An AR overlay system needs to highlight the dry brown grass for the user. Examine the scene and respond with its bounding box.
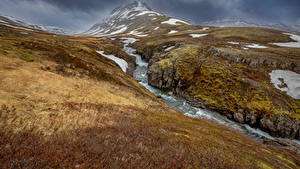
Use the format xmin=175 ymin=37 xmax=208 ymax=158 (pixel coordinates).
xmin=0 ymin=25 xmax=300 ymax=168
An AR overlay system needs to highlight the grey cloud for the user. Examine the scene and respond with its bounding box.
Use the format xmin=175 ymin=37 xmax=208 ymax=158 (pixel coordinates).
xmin=0 ymin=0 xmax=299 ymax=31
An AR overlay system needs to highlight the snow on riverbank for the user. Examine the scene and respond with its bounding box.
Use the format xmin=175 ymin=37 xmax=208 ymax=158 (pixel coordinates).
xmin=245 ymin=44 xmax=268 ymax=49
xmin=228 ymin=41 xmax=239 ymax=45
xmin=189 ymin=34 xmax=208 ymax=38
xmin=120 ymin=37 xmax=138 ymax=44
xmin=97 ymin=51 xmax=128 ymax=72
xmin=271 ymin=33 xmax=300 ymax=48
xmin=154 ymin=27 xmax=159 ymax=31
xmin=269 ymin=70 xmax=300 ymax=99
xmin=165 ymin=46 xmax=175 ymax=51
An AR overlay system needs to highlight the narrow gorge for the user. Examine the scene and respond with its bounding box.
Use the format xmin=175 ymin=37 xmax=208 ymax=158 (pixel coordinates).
xmin=136 ymin=42 xmax=300 ymax=141
xmin=120 ymin=37 xmax=300 ymax=147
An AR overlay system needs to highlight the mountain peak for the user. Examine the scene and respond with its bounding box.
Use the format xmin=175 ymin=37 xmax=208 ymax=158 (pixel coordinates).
xmin=110 ymin=1 xmax=151 ymax=17
xmin=102 ymin=1 xmax=152 ymax=24
xmin=82 ymin=0 xmax=166 ymax=36
xmin=125 ymin=1 xmax=151 ymax=11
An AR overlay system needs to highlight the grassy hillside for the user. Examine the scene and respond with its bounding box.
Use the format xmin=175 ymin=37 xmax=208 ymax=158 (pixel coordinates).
xmin=0 ymin=25 xmax=300 ymax=168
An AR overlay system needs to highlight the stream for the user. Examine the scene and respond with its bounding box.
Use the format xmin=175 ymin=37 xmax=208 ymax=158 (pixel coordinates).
xmin=120 ymin=37 xmax=300 ymax=144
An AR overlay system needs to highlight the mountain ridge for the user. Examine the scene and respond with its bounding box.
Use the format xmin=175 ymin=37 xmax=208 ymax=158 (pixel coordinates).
xmin=83 ymin=1 xmax=300 ymax=37
xmin=0 ymin=14 xmax=76 ymax=35
xmin=201 ymin=17 xmax=300 ymax=35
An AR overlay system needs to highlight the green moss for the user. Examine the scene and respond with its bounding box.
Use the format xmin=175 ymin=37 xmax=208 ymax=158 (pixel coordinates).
xmin=257 ymin=161 xmax=273 ymax=169
xmin=20 ymin=54 xmax=34 ymax=62
xmin=158 ymin=58 xmax=174 ymax=70
xmin=149 ymin=43 xmax=300 ymax=119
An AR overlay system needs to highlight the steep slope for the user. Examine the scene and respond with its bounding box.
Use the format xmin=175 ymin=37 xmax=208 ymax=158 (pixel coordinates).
xmin=81 ymin=1 xmax=190 ymax=37
xmin=0 ymin=15 xmax=75 ymax=35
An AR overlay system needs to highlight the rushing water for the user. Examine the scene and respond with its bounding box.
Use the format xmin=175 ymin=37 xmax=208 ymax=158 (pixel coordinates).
xmin=120 ymin=37 xmax=300 ymax=144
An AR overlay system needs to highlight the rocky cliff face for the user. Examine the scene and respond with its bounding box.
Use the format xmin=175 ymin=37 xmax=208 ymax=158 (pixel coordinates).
xmin=142 ymin=43 xmax=300 ymax=140
xmin=209 ymin=47 xmax=300 ymax=73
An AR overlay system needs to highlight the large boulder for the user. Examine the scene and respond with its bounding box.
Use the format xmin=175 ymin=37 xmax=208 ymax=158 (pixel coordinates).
xmin=260 ymin=115 xmax=300 ymax=139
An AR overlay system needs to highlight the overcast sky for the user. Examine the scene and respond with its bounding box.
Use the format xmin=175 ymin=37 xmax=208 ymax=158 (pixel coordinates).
xmin=0 ymin=0 xmax=299 ymax=31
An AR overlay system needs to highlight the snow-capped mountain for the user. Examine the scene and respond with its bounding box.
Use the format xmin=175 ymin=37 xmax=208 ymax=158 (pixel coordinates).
xmin=0 ymin=15 xmax=75 ymax=35
xmin=201 ymin=17 xmax=300 ymax=35
xmin=29 ymin=25 xmax=76 ymax=35
xmin=82 ymin=1 xmax=190 ymax=37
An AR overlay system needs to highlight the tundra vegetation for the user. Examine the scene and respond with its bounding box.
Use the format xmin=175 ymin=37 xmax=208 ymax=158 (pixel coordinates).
xmin=134 ymin=25 xmax=300 ymax=140
xmin=0 ymin=24 xmax=300 ymax=168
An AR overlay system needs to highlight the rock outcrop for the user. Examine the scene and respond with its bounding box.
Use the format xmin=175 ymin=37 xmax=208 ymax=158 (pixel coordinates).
xmin=145 ymin=46 xmax=300 ymax=140
xmin=264 ymin=138 xmax=300 ymax=155
xmin=209 ymin=47 xmax=300 ymax=73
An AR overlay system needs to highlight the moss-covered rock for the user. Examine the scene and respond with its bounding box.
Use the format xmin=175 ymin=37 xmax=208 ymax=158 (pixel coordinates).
xmin=136 ymin=28 xmax=300 ymax=139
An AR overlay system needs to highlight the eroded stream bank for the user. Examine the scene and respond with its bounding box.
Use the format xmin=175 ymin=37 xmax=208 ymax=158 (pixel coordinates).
xmin=120 ymin=37 xmax=300 ymax=146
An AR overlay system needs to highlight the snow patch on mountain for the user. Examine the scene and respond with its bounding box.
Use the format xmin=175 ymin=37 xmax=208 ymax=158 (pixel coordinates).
xmin=245 ymin=44 xmax=268 ymax=49
xmin=201 ymin=27 xmax=209 ymax=31
xmin=189 ymin=34 xmax=208 ymax=38
xmin=162 ymin=18 xmax=190 ymax=25
xmin=168 ymin=30 xmax=178 ymax=34
xmin=270 ymin=33 xmax=300 ymax=48
xmin=128 ymin=29 xmax=148 ymax=37
xmin=110 ymin=26 xmax=128 ymax=35
xmin=136 ymin=11 xmax=162 ymax=16
xmin=0 ymin=22 xmax=32 ymax=31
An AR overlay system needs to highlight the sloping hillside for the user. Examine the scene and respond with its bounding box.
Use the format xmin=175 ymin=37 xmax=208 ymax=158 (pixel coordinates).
xmin=1 ymin=19 xmax=300 ymax=168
